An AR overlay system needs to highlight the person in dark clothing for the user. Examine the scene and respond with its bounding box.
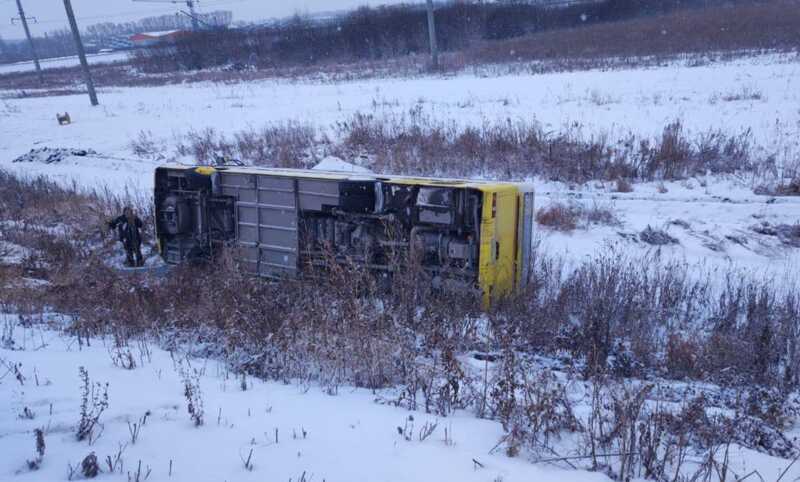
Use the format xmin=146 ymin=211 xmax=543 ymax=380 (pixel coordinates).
xmin=109 ymin=207 xmax=144 ymax=267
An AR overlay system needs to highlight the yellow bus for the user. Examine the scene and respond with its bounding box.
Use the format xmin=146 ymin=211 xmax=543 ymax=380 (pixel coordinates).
xmin=154 ymin=165 xmax=534 ymax=306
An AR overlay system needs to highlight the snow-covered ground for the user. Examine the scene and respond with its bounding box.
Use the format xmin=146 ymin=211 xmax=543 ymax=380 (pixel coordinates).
xmin=0 ymin=51 xmax=131 ymax=75
xmin=0 ymin=324 xmax=591 ymax=482
xmin=3 ymin=53 xmax=799 ymax=152
xmin=1 ymin=51 xmax=799 ymax=273
xmin=537 ymin=179 xmax=800 ymax=275
xmin=1 ymin=324 xmax=798 ymax=482
xmin=3 ymin=52 xmax=799 ymax=171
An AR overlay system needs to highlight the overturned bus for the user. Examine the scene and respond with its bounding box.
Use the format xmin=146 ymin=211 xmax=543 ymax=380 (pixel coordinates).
xmin=154 ymin=165 xmax=534 ymax=306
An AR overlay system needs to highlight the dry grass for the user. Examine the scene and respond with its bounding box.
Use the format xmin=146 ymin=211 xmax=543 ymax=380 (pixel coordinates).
xmin=757 ymin=175 xmax=800 ymax=196
xmin=129 ymin=130 xmax=165 ymax=160
xmin=328 ymin=114 xmax=758 ymax=183
xmin=467 ymin=0 xmax=800 ymax=67
xmin=3 ymin=169 xmax=800 ymax=479
xmin=161 ymin=113 xmax=769 ymax=186
xmin=172 ymin=124 xmax=323 ymax=167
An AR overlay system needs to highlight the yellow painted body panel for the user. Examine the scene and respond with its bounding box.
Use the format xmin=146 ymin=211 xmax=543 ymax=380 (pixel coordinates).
xmin=477 ymin=185 xmax=520 ymax=307
xmin=194 ymin=166 xmax=217 ymax=175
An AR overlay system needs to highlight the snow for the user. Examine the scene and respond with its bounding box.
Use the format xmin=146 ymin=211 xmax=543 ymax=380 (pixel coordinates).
xmin=136 ymin=30 xmax=181 ymax=38
xmin=535 ymin=178 xmax=800 ymax=274
xmin=0 ymin=51 xmax=131 ymax=75
xmin=0 ymin=326 xmax=601 ymax=482
xmin=3 ymin=325 xmax=800 ymax=482
xmin=0 ymin=240 xmax=30 ymax=264
xmin=313 ymin=156 xmax=373 ymax=173
xmin=1 ymin=53 xmax=800 ymax=482
xmin=2 ymin=53 xmax=798 ymax=165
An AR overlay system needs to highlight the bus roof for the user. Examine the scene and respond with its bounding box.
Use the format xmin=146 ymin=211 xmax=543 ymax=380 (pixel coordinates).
xmin=158 ymin=164 xmax=534 ymax=192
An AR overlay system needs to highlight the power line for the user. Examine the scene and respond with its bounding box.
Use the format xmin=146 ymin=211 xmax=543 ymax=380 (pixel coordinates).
xmin=0 ymin=4 xmax=195 ymax=38
xmin=8 ymin=6 xmax=185 ymax=25
xmin=3 ymin=1 xmax=238 ymax=27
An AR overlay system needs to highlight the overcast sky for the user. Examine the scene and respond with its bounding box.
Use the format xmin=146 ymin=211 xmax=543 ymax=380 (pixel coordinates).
xmin=0 ymin=0 xmax=405 ymax=39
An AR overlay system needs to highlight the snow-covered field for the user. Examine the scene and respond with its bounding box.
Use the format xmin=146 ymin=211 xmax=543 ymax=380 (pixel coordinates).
xmin=1 ymin=51 xmax=799 ymax=272
xmin=0 ymin=324 xmax=590 ymax=482
xmin=1 ymin=323 xmax=797 ymax=482
xmin=0 ymin=51 xmax=130 ymax=75
xmin=3 ymin=53 xmax=799 ymax=154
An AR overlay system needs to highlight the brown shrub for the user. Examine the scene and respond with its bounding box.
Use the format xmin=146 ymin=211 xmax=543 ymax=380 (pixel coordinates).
xmin=129 ymin=130 xmax=164 ymax=160
xmin=233 ymin=123 xmax=321 ymax=168
xmin=172 ymin=123 xmax=323 ymax=167
xmin=535 ymin=201 xmax=619 ymax=231
xmin=614 ymin=178 xmax=634 ymax=193
xmin=328 ymin=113 xmax=759 ymax=183
xmin=585 ymin=202 xmax=621 ymax=226
xmin=640 ymin=226 xmax=679 ymax=245
xmin=536 ymin=203 xmax=579 ymax=231
xmin=665 ymin=334 xmax=700 ymax=379
xmin=774 ymin=177 xmax=800 ymax=196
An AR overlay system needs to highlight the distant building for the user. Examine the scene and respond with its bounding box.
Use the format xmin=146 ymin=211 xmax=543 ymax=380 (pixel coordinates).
xmin=107 ymin=36 xmax=134 ymax=50
xmin=129 ymin=30 xmax=186 ymax=47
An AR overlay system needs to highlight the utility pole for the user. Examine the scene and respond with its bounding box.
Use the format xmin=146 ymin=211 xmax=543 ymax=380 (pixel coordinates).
xmin=13 ymin=0 xmax=43 ymax=84
xmin=187 ymin=0 xmax=200 ymax=31
xmin=62 ymin=0 xmax=98 ymax=106
xmin=426 ymin=0 xmax=438 ymax=70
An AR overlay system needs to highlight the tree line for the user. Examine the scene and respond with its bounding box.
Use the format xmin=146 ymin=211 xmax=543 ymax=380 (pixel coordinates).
xmin=130 ymin=0 xmax=732 ymax=72
xmin=1 ymin=0 xmax=741 ymax=68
